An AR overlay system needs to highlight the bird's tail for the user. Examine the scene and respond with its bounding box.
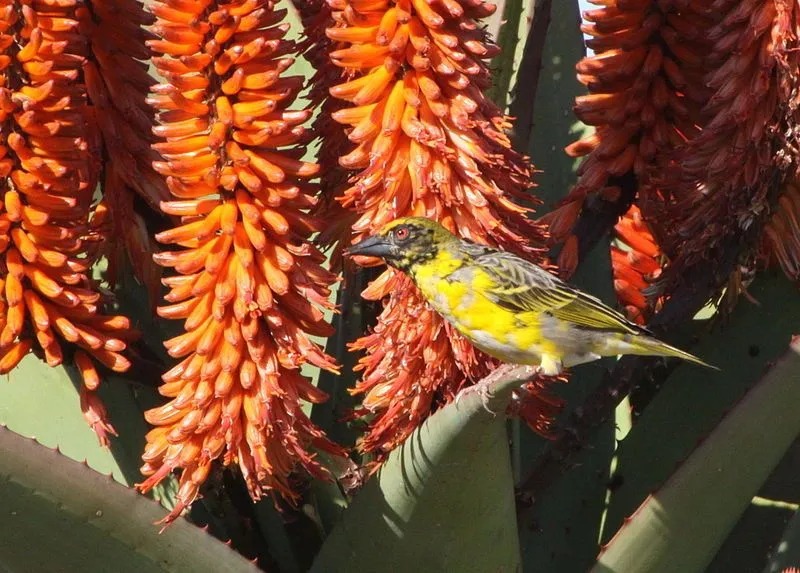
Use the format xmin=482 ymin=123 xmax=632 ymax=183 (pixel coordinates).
xmin=610 ymin=334 xmax=719 ymax=370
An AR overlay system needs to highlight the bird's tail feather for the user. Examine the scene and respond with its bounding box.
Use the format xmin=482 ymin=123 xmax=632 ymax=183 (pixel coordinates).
xmin=611 ymin=334 xmax=719 ymax=370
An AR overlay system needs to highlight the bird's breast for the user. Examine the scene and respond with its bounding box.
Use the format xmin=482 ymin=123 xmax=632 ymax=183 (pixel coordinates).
xmin=415 ymin=269 xmax=525 ymax=341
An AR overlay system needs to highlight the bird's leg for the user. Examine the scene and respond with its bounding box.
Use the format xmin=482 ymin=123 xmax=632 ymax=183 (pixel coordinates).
xmin=455 ymin=363 xmax=527 ymax=414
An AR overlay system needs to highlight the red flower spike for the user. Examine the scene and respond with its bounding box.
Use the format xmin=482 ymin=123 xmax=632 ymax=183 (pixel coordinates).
xmin=324 ymin=0 xmax=560 ymax=456
xmin=549 ymin=1 xmax=713 ymax=278
xmin=78 ymin=0 xmax=168 ymax=303
xmin=655 ymin=0 xmax=800 ymax=297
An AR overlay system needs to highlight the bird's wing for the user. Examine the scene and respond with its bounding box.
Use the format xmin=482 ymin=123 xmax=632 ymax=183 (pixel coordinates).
xmin=473 ymin=250 xmax=642 ymax=334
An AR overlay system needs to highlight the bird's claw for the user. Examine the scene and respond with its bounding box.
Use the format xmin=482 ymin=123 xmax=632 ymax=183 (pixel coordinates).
xmin=455 ymin=379 xmax=497 ymax=415
xmin=455 ymin=363 xmax=521 ymax=414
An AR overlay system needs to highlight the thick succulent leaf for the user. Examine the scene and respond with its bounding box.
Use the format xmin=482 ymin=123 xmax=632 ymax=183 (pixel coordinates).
xmin=517 ymin=239 xmax=618 ymax=573
xmin=310 ymin=367 xmax=540 ymax=572
xmin=710 ymin=496 xmax=795 ymax=573
xmin=0 ymin=270 xmax=178 ymax=507
xmin=708 ymin=421 xmax=800 ymax=571
xmin=0 ymin=355 xmax=125 ymax=480
xmin=525 ymin=0 xmax=590 ymax=212
xmin=0 ymin=425 xmax=258 ymax=573
xmin=602 ymin=276 xmax=800 ymax=544
xmin=592 ymin=336 xmax=800 ymax=573
xmin=486 ymin=0 xmax=530 ymax=110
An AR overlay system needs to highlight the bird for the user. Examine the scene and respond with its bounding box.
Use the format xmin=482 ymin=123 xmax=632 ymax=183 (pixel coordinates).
xmin=345 ymin=216 xmax=716 ymax=380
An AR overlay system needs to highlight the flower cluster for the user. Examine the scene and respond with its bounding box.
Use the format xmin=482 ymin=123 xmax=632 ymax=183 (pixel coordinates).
xmin=658 ymin=0 xmax=800 ymax=292
xmin=0 ymin=0 xmax=133 ymax=444
xmin=138 ymin=0 xmax=344 ymax=525
xmin=80 ymin=0 xmax=168 ymax=305
xmin=323 ymin=0 xmax=555 ymax=454
xmin=542 ymin=0 xmax=712 ymax=277
xmin=612 ymin=205 xmax=663 ymax=325
xmin=550 ymin=0 xmax=800 ymax=315
xmin=293 ymin=0 xmax=355 ymax=255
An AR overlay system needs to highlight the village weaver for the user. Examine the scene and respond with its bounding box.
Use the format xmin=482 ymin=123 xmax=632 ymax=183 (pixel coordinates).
xmin=345 ymin=217 xmax=715 ymax=385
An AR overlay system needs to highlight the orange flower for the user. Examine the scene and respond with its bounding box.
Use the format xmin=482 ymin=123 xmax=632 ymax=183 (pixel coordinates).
xmin=544 ymin=1 xmax=712 ymax=277
xmin=138 ymin=0 xmax=344 ymax=526
xmin=611 ymin=205 xmax=663 ymax=325
xmin=79 ymin=0 xmax=169 ymax=307
xmin=323 ymin=0 xmax=555 ymax=455
xmin=0 ymin=0 xmax=133 ymax=445
xmin=294 ymin=0 xmax=356 ymax=258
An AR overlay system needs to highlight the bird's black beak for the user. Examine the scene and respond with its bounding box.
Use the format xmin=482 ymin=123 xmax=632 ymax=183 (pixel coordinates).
xmin=344 ymin=235 xmax=393 ymax=259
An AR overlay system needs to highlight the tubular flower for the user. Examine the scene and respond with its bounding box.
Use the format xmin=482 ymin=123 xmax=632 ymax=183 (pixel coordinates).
xmin=325 ymin=0 xmax=554 ymax=454
xmin=79 ymin=0 xmax=169 ymax=304
xmin=611 ymin=205 xmax=664 ymax=325
xmin=294 ymin=0 xmax=355 ymax=256
xmin=542 ymin=0 xmax=713 ymax=277
xmin=139 ymin=0 xmax=344 ymax=526
xmin=656 ymin=0 xmax=800 ymax=292
xmin=81 ymin=0 xmax=167 ymax=210
xmin=0 ymin=0 xmax=133 ymax=445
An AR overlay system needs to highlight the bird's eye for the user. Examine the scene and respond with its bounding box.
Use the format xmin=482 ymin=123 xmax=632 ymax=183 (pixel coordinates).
xmin=394 ymin=226 xmax=410 ymax=241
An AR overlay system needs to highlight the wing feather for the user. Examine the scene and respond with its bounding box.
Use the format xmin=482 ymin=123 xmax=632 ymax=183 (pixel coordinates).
xmin=473 ymin=251 xmax=641 ymax=334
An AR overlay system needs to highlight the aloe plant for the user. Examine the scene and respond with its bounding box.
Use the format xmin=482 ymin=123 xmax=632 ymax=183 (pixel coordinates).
xmin=2 ymin=1 xmax=800 ymax=571
xmin=0 ymin=425 xmax=257 ymax=572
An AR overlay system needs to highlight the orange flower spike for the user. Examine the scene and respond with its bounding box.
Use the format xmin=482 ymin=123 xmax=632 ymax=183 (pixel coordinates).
xmin=142 ymin=0 xmax=344 ymax=526
xmin=611 ymin=205 xmax=666 ymax=324
xmin=0 ymin=0 xmax=133 ymax=443
xmin=549 ymin=1 xmax=714 ymax=276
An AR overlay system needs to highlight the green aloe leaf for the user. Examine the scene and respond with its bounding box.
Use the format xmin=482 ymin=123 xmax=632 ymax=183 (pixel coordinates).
xmin=0 ymin=355 xmax=126 ymax=481
xmin=0 ymin=266 xmax=178 ymax=508
xmin=592 ymin=336 xmax=800 ymax=573
xmin=309 ymin=367 xmax=540 ymax=572
xmin=0 ymin=425 xmax=258 ymax=573
xmin=601 ymin=275 xmax=800 ymax=545
xmin=486 ymin=0 xmax=530 ymax=110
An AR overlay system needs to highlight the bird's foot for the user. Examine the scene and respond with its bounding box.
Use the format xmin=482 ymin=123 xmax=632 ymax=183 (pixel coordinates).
xmin=456 ymin=378 xmax=496 ymax=414
xmin=455 ymin=363 xmax=521 ymax=415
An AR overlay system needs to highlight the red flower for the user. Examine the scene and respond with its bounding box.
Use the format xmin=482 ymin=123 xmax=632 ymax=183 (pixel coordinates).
xmin=322 ymin=0 xmax=557 ymax=455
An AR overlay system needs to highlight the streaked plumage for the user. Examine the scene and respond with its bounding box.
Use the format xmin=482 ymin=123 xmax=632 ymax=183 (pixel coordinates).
xmin=346 ymin=217 xmax=715 ymax=376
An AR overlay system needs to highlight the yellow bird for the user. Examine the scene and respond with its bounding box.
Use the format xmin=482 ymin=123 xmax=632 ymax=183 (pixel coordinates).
xmin=346 ymin=217 xmax=715 ymax=376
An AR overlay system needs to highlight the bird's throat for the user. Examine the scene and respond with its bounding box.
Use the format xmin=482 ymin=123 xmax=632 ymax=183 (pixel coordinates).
xmin=407 ymin=248 xmax=466 ymax=301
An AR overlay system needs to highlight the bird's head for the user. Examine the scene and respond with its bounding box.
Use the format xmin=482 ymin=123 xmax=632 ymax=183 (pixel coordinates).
xmin=344 ymin=217 xmax=456 ymax=272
